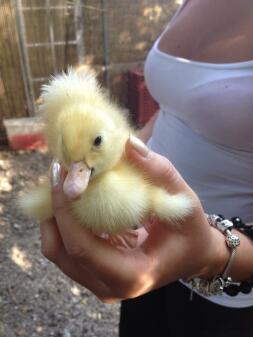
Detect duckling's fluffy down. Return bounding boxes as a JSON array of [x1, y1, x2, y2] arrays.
[[18, 69, 193, 234]]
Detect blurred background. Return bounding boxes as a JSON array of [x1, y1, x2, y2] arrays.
[[0, 0, 182, 144], [0, 1, 181, 336]]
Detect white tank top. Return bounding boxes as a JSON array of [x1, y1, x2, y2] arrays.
[[145, 3, 253, 308]]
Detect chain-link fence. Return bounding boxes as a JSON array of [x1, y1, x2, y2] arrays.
[[0, 0, 179, 141]]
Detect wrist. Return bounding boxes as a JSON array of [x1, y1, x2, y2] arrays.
[[197, 226, 231, 279], [202, 227, 253, 282], [187, 215, 253, 297], [195, 215, 249, 281]]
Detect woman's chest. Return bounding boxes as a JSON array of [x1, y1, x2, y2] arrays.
[[158, 0, 253, 64], [145, 50, 253, 151]]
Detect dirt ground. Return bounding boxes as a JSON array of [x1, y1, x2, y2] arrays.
[[0, 149, 120, 337]]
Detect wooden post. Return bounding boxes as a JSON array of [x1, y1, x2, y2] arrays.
[[14, 0, 36, 116], [74, 0, 85, 65], [46, 0, 57, 73], [101, 0, 110, 89]]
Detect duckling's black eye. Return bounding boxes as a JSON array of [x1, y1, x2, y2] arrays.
[[93, 136, 102, 147]]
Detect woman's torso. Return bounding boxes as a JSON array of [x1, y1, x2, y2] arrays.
[[145, 0, 253, 308]]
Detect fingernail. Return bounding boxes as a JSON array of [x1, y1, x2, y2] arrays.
[[129, 135, 149, 157], [51, 159, 61, 187]]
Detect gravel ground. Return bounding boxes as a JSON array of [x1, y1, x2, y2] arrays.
[[0, 149, 120, 337]]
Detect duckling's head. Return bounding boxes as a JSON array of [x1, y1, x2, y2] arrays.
[[55, 103, 129, 200]]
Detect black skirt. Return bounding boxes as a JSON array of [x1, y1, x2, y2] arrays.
[[119, 281, 253, 337]]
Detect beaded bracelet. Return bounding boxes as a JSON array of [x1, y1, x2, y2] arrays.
[[188, 214, 240, 296], [225, 216, 253, 296], [230, 216, 253, 241], [188, 215, 253, 297]]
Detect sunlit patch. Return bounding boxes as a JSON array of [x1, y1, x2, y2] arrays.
[[5, 169, 14, 178], [36, 326, 44, 333], [81, 297, 87, 305], [119, 31, 131, 44], [135, 41, 148, 51], [0, 233, 4, 240], [0, 158, 11, 170], [143, 5, 162, 22], [10, 245, 32, 271], [87, 310, 102, 320], [175, 0, 183, 4], [0, 174, 12, 192], [74, 63, 96, 75], [70, 285, 81, 296]]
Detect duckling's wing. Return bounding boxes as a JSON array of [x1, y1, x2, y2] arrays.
[[72, 170, 149, 234]]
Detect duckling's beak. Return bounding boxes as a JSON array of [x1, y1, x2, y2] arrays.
[[63, 161, 91, 200]]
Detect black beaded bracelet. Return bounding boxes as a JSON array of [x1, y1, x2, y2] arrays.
[[224, 279, 253, 296], [230, 216, 253, 241], [220, 215, 253, 296]]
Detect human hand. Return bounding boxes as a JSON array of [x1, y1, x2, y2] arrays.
[[40, 136, 228, 303]]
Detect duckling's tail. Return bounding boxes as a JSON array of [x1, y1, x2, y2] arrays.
[[17, 181, 53, 222], [151, 188, 193, 224]]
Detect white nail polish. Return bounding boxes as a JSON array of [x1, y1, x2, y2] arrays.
[[51, 160, 61, 187], [129, 135, 149, 157]]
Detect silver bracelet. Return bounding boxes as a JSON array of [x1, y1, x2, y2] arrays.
[[188, 214, 240, 296]]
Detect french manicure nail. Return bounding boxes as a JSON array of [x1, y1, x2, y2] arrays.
[[129, 135, 149, 157], [51, 159, 61, 187]]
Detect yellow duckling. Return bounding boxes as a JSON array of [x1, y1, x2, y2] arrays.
[[19, 69, 192, 234]]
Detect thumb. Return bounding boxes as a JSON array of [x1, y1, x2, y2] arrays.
[[50, 160, 69, 212], [125, 135, 191, 194]]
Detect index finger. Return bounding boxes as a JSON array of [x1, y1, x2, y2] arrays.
[[125, 136, 192, 195]]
